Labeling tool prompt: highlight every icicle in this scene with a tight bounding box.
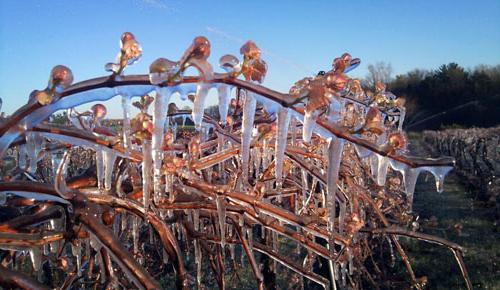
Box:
[121,95,132,153]
[398,109,406,131]
[49,218,63,253]
[103,150,117,191]
[353,143,373,159]
[193,209,200,231]
[376,154,390,186]
[348,248,354,275]
[425,166,453,193]
[162,248,169,264]
[341,263,347,286]
[241,91,257,184]
[50,150,64,179]
[290,117,297,146]
[25,132,38,174]
[29,247,42,272]
[230,244,235,261]
[217,85,230,125]
[152,88,170,204]
[272,231,278,269]
[302,110,319,143]
[71,241,82,272]
[194,240,202,288]
[18,144,27,170]
[132,217,139,254]
[192,84,210,130]
[326,137,345,235]
[216,195,226,248]
[390,160,422,210]
[95,149,105,190]
[369,154,378,180]
[275,107,291,190]
[247,227,253,249]
[142,141,152,210]
[327,96,343,124]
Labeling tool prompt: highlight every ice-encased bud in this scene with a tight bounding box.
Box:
[48,65,74,93]
[219,54,241,75]
[333,57,347,74]
[363,106,384,135]
[34,89,53,105]
[242,58,267,83]
[325,71,348,92]
[167,102,178,114]
[91,104,107,120]
[375,81,386,93]
[387,131,407,151]
[121,32,142,65]
[289,77,312,98]
[149,58,181,85]
[240,40,261,59]
[191,36,211,60]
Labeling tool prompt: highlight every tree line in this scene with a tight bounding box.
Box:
[368,63,500,130]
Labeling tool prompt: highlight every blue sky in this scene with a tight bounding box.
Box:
[1,0,499,117]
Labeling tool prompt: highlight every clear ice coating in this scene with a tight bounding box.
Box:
[0,33,464,290]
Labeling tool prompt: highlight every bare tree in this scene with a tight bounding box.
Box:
[364,61,393,89]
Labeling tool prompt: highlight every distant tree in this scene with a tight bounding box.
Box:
[389,63,500,130]
[363,62,393,89]
[50,111,69,125]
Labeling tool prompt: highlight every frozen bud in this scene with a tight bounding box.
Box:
[102,210,115,226]
[289,77,311,97]
[48,65,74,93]
[333,57,346,73]
[242,58,267,83]
[364,107,384,134]
[120,32,142,66]
[167,102,179,114]
[326,71,348,91]
[35,89,53,105]
[257,123,276,140]
[162,130,174,149]
[57,257,69,271]
[189,133,201,157]
[349,79,363,94]
[341,53,352,64]
[387,131,408,151]
[149,58,181,84]
[395,97,406,107]
[375,81,386,93]
[91,104,107,120]
[219,54,241,75]
[240,40,261,59]
[188,94,195,103]
[191,36,211,60]
[305,78,329,112]
[142,120,154,133]
[121,32,135,43]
